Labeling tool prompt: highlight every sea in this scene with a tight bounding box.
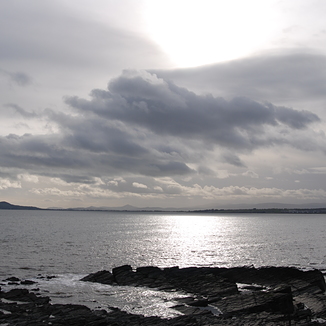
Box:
[1,209,326,318]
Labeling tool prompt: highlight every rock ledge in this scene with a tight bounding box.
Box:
[1,265,326,325]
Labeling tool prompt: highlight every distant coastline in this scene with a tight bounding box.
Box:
[0,201,42,210]
[1,200,326,214]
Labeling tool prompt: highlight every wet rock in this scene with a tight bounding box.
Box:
[112,264,137,285]
[7,281,19,285]
[175,296,208,307]
[112,264,133,275]
[136,265,162,276]
[162,267,239,298]
[20,279,37,285]
[214,290,294,316]
[84,265,239,299]
[215,266,326,293]
[5,276,20,282]
[80,270,115,284]
[0,288,50,304]
[81,265,326,324]
[0,286,322,326]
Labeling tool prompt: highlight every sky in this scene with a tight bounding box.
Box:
[1,0,326,209]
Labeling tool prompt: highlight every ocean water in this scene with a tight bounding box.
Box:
[1,209,326,316]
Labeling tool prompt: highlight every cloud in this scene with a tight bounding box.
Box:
[27,175,326,205]
[151,51,326,105]
[0,70,325,206]
[0,1,170,74]
[18,173,39,183]
[66,70,321,153]
[223,152,246,167]
[242,170,259,179]
[132,182,148,189]
[0,178,21,190]
[6,104,37,118]
[0,68,32,86]
[269,103,321,129]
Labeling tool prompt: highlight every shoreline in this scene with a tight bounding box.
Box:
[1,265,326,325]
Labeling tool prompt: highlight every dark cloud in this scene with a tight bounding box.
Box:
[66,70,320,152]
[50,174,99,185]
[271,104,320,129]
[0,71,324,185]
[223,153,247,168]
[0,112,194,179]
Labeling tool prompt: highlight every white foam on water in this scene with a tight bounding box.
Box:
[34,273,185,318]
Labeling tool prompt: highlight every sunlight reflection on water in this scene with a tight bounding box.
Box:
[1,210,326,277]
[1,210,326,318]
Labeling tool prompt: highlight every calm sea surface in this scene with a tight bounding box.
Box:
[1,210,326,316]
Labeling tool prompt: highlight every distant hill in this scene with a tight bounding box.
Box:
[212,202,326,210]
[2,200,326,212]
[0,201,42,210]
[66,204,179,211]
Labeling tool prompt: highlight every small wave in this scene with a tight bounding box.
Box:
[19,267,39,270]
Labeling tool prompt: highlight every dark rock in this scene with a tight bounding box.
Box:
[213,290,294,316]
[214,266,326,293]
[112,264,137,285]
[1,287,28,298]
[112,264,133,275]
[5,276,20,282]
[136,266,162,277]
[81,270,115,284]
[175,296,208,307]
[0,284,324,325]
[0,288,50,304]
[85,265,239,298]
[80,264,326,324]
[20,279,37,285]
[162,267,239,298]
[240,284,265,291]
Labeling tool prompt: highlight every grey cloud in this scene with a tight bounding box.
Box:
[9,71,31,86]
[0,109,194,179]
[151,52,326,104]
[0,68,32,86]
[66,70,321,151]
[0,2,169,72]
[6,104,37,118]
[64,118,148,156]
[271,104,320,129]
[0,71,324,185]
[137,161,194,177]
[223,153,247,168]
[49,174,99,185]
[108,70,187,107]
[197,166,216,176]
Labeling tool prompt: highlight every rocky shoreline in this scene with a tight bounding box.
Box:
[1,265,326,325]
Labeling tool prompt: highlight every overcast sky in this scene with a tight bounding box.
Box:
[1,0,326,209]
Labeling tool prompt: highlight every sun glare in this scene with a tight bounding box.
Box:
[142,0,281,67]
